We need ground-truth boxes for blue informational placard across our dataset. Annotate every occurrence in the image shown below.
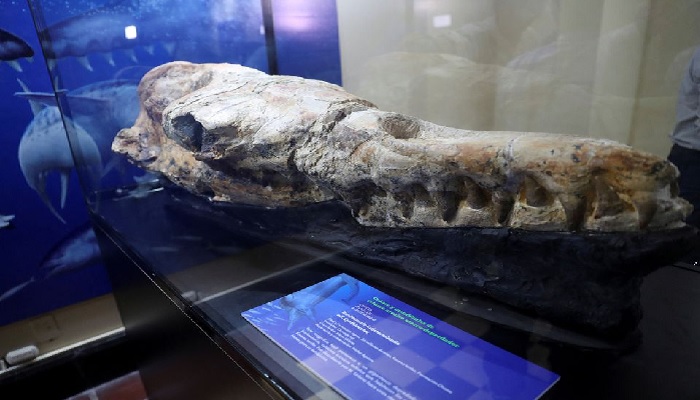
[242,274,559,399]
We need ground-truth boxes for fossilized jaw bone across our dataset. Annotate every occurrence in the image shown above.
[113,61,691,232]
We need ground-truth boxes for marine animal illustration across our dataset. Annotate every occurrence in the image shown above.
[38,225,101,279]
[39,0,261,70]
[17,79,139,172]
[279,274,360,330]
[40,1,139,70]
[40,0,202,69]
[16,81,102,223]
[0,226,102,302]
[0,28,34,71]
[0,278,36,303]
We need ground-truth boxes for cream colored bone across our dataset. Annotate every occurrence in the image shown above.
[113,61,691,232]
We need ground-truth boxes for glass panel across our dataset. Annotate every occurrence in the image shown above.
[338,0,700,156]
[27,0,269,206]
[24,1,700,399]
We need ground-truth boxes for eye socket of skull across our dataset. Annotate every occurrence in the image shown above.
[169,113,204,151]
[379,114,422,140]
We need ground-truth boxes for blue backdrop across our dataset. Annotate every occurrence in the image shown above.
[0,0,341,326]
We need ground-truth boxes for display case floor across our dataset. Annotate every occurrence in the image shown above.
[93,187,700,399]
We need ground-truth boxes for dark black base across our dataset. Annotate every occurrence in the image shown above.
[165,187,698,341]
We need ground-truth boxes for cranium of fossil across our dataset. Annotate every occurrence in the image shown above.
[113,61,691,232]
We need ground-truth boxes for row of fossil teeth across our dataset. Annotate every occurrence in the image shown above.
[338,174,684,232]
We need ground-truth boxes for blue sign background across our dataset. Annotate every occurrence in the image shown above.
[243,274,559,400]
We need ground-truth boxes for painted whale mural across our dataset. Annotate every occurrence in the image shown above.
[15,79,138,222]
[0,226,102,302]
[0,28,34,71]
[38,0,262,70]
[0,214,15,229]
[16,81,102,223]
[38,225,101,279]
[17,79,139,168]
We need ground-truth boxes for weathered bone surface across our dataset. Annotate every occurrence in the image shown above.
[113,62,697,341]
[113,61,691,233]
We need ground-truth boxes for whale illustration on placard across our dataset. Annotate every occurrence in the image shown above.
[279,274,360,330]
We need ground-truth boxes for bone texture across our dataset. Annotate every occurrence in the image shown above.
[113,61,692,232]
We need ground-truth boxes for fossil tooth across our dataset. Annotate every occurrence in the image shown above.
[493,191,515,225]
[559,193,589,231]
[459,178,487,210]
[593,176,627,218]
[633,193,659,230]
[522,175,552,208]
[670,181,680,198]
[439,189,460,223]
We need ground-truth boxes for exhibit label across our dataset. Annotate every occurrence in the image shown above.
[242,274,559,399]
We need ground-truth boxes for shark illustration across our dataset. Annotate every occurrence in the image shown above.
[279,274,360,330]
[16,81,102,223]
[0,225,102,302]
[0,28,34,71]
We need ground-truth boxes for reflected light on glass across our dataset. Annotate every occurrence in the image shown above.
[274,0,315,33]
[433,14,452,28]
[124,25,138,40]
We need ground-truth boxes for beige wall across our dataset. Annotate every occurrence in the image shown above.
[337,0,699,157]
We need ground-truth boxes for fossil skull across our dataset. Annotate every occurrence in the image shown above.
[113,62,691,232]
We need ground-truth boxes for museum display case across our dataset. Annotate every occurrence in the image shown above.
[24,0,700,398]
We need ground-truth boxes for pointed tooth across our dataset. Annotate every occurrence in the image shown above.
[7,60,22,72]
[440,192,459,223]
[393,190,415,219]
[144,45,155,55]
[411,183,433,207]
[559,194,588,231]
[101,52,115,66]
[76,56,93,71]
[124,49,138,63]
[593,177,625,218]
[522,176,552,207]
[60,171,70,209]
[632,193,658,229]
[464,179,489,209]
[163,42,175,55]
[47,58,56,70]
[670,181,680,198]
[492,192,514,225]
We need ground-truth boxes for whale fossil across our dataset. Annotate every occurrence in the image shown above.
[113,61,696,340]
